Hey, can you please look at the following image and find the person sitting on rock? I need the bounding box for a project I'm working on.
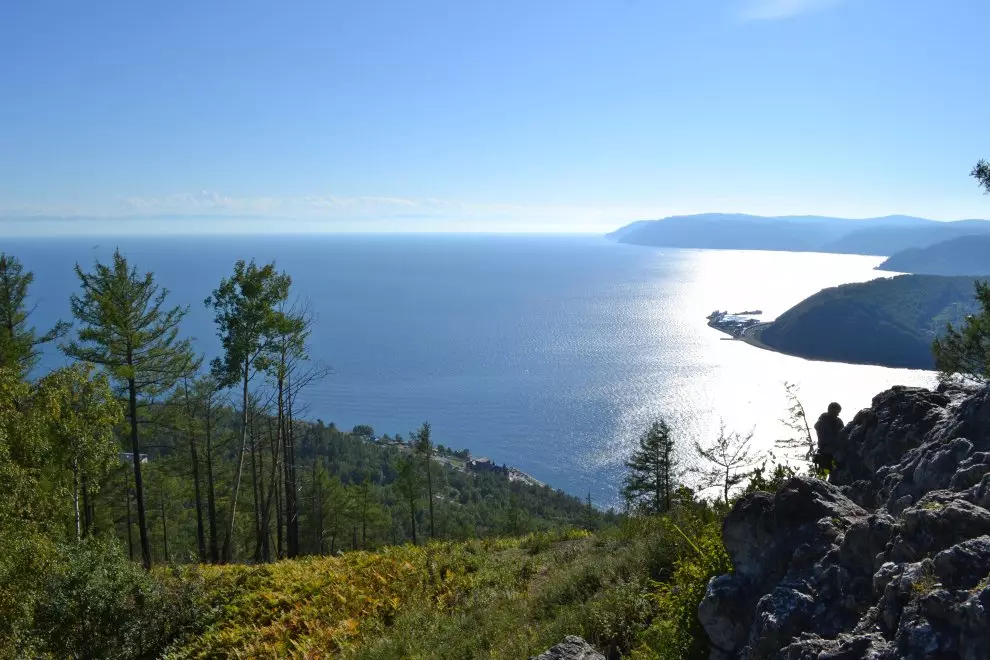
[813,402,843,477]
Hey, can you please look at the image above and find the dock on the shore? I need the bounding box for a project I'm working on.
[707,309,764,338]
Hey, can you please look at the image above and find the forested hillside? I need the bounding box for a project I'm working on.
[99,410,610,565]
[877,234,990,276]
[758,274,981,369]
[0,248,619,655]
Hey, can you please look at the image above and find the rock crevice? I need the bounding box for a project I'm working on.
[700,384,990,659]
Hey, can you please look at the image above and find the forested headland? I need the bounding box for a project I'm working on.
[876,233,990,276]
[754,274,981,369]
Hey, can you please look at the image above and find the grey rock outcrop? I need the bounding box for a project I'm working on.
[530,636,606,660]
[699,384,990,659]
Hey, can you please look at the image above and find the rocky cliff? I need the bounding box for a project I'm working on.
[699,384,990,659]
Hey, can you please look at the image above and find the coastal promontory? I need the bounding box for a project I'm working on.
[738,275,981,369]
[877,233,990,276]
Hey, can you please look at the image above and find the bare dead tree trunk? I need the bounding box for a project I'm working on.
[81,474,93,536]
[250,403,264,562]
[159,480,170,563]
[204,389,220,563]
[284,371,300,557]
[183,378,207,562]
[125,481,134,561]
[127,372,152,570]
[72,459,81,541]
[221,359,250,564]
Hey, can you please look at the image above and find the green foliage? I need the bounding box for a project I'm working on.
[65,249,197,569]
[65,249,196,395]
[30,537,208,659]
[0,253,70,375]
[623,419,680,514]
[167,508,729,660]
[204,258,293,387]
[742,461,797,495]
[973,159,990,194]
[933,281,990,384]
[631,515,731,660]
[0,246,744,660]
[44,364,123,483]
[760,274,982,369]
[205,258,293,562]
[0,365,122,653]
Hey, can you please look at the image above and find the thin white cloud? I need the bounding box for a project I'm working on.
[739,0,847,20]
[0,191,675,234]
[119,191,429,217]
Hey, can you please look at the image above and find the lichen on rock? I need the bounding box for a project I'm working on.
[699,384,990,659]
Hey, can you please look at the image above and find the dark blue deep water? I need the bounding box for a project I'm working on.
[4,234,931,505]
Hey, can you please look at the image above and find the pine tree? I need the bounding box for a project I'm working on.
[396,455,420,545]
[269,301,308,557]
[189,374,226,563]
[972,159,990,193]
[622,419,680,514]
[415,421,436,539]
[205,259,292,562]
[179,373,208,562]
[930,161,990,384]
[934,281,990,384]
[64,250,195,569]
[0,254,70,375]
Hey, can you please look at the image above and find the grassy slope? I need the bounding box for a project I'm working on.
[166,516,725,660]
[759,275,980,369]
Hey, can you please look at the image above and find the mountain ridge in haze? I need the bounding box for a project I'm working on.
[877,233,990,276]
[608,214,990,256]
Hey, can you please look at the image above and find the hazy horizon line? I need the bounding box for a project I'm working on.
[1,211,988,239]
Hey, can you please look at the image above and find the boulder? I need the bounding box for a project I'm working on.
[701,384,990,659]
[530,636,606,660]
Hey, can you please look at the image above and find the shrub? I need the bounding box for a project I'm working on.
[742,462,797,495]
[582,580,655,658]
[30,537,209,659]
[631,515,731,660]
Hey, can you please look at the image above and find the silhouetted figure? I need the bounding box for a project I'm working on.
[813,402,844,476]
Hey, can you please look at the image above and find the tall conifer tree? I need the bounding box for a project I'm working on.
[205,259,291,562]
[622,419,680,514]
[0,254,70,375]
[64,250,194,569]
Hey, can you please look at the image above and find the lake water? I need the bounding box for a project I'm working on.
[5,234,933,506]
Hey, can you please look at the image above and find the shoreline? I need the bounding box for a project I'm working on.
[737,322,782,354]
[720,319,933,372]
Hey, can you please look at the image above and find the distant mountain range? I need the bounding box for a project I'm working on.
[878,234,990,276]
[607,214,990,256]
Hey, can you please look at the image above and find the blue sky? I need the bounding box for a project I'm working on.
[1,0,988,233]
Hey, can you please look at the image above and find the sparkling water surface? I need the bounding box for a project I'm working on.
[7,234,933,505]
